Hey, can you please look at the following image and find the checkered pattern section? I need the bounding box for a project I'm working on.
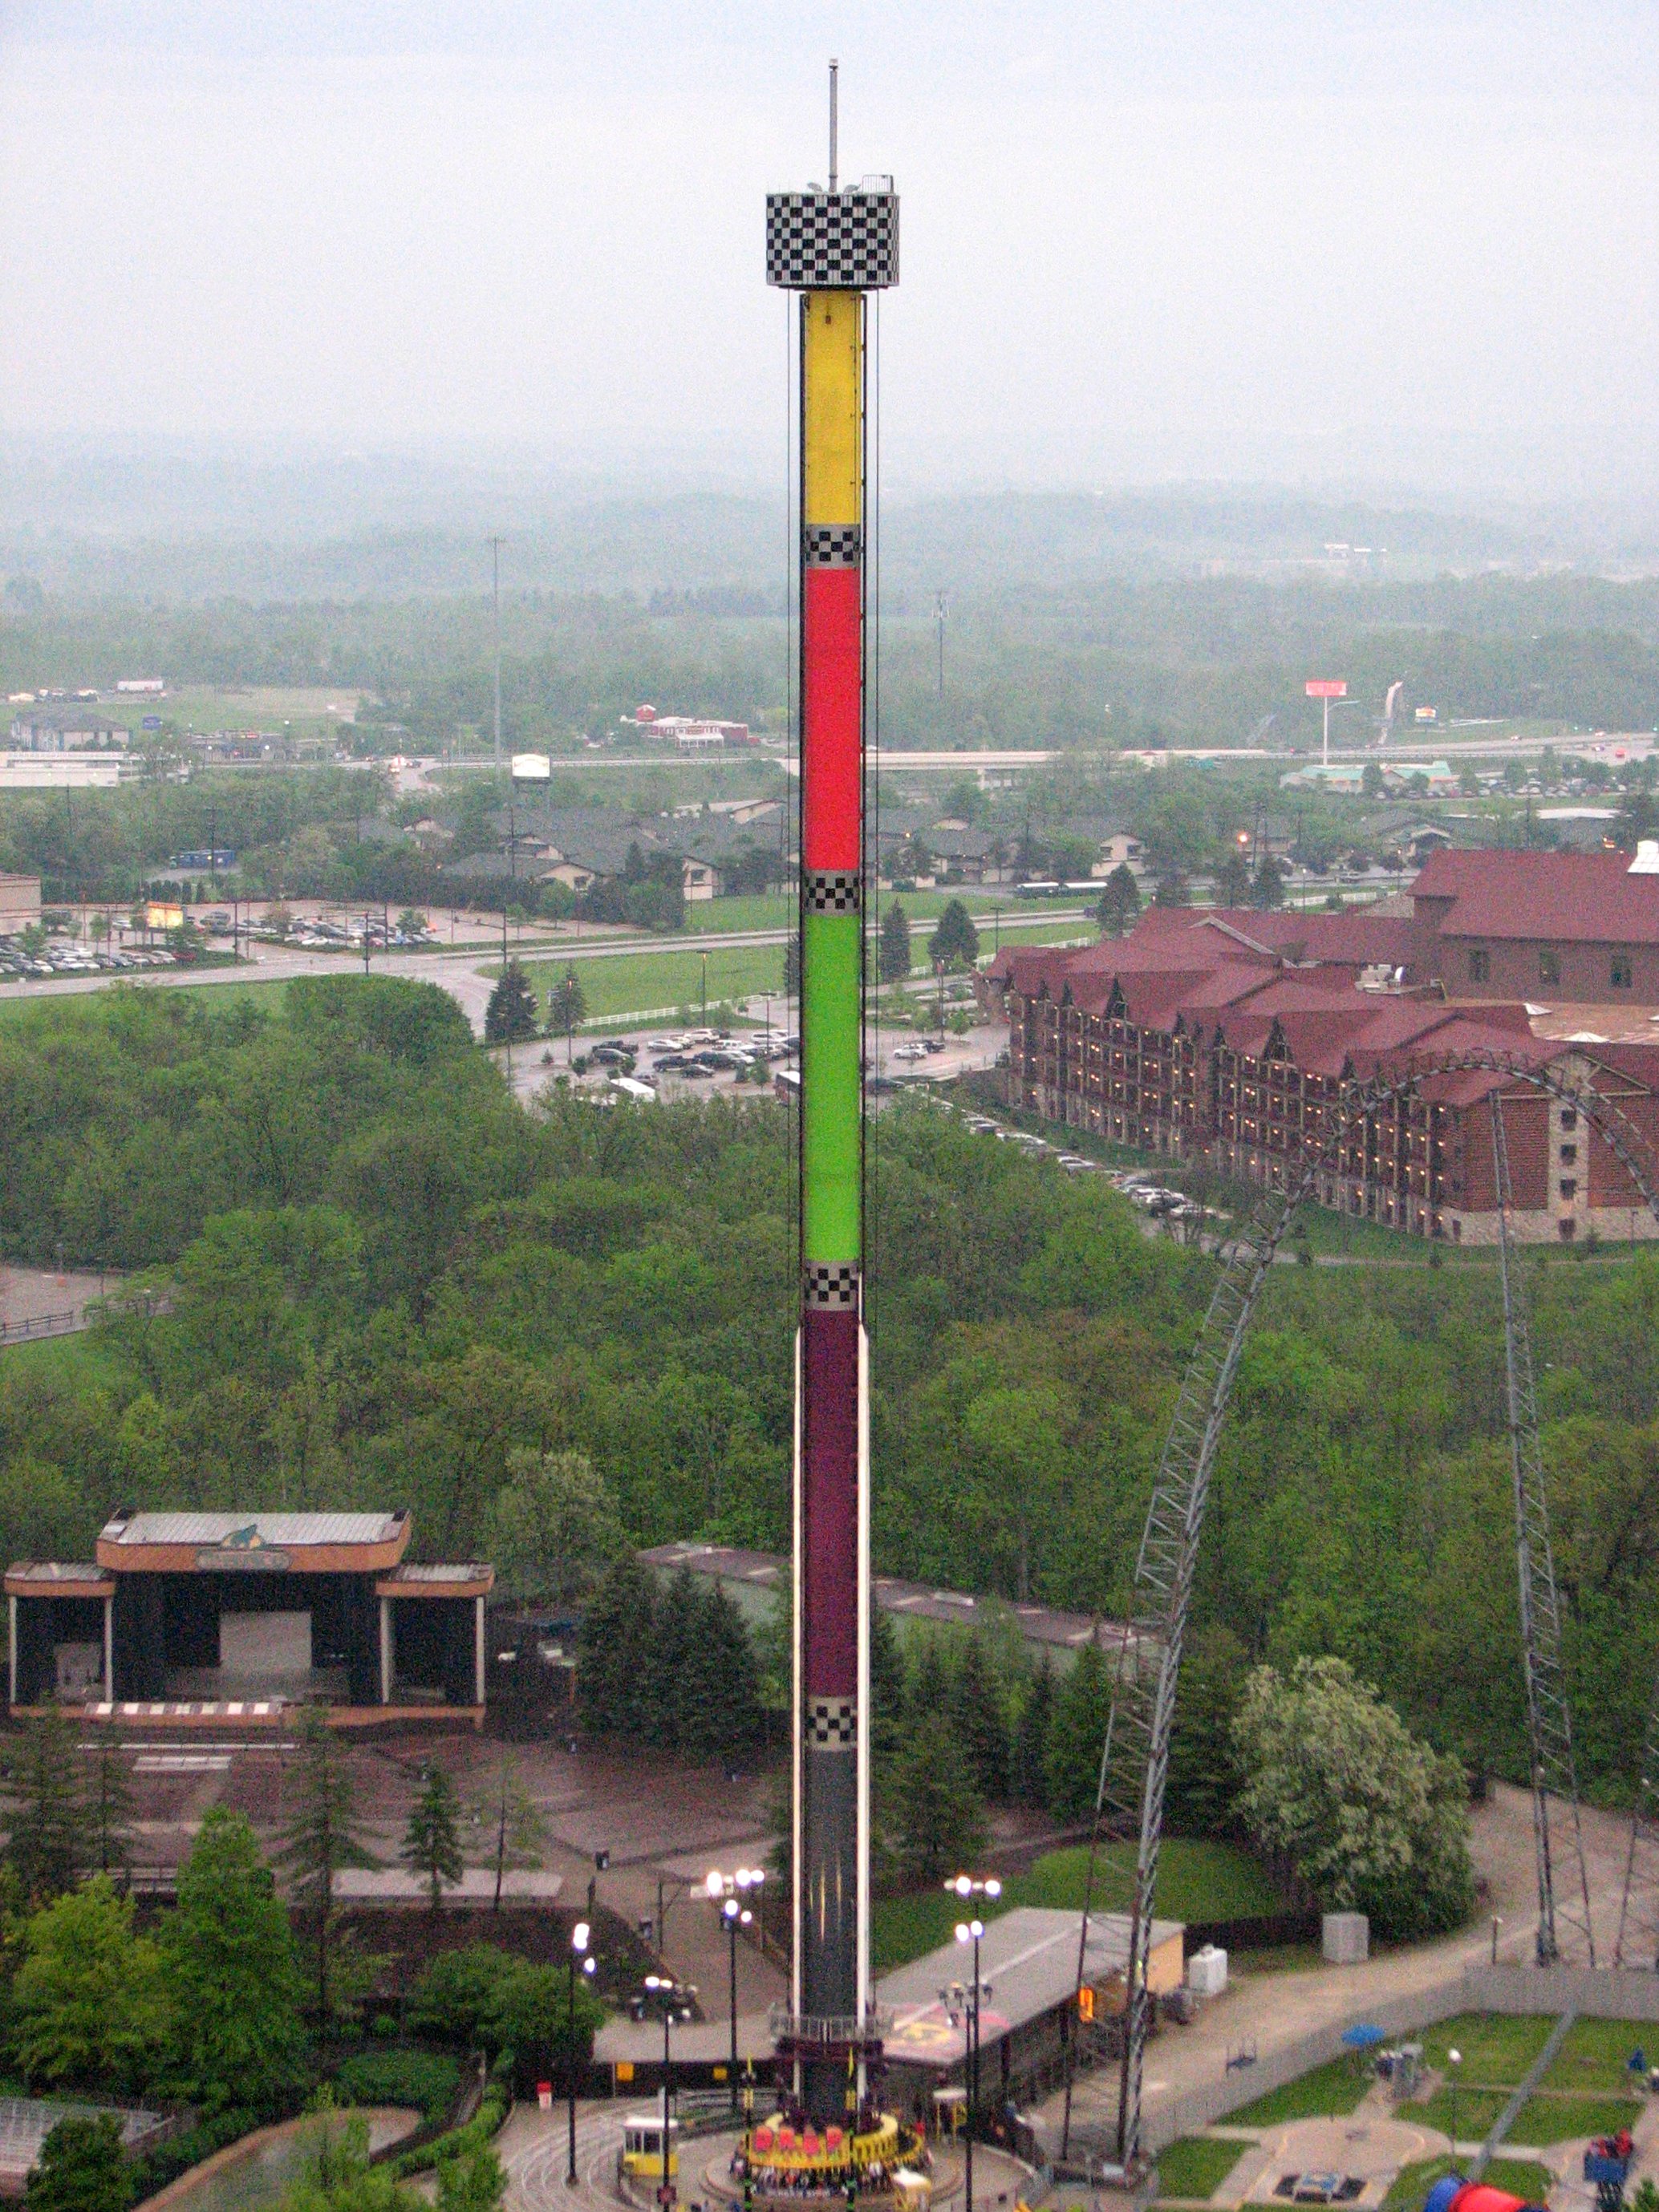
[807,1696,858,1749]
[804,525,862,568]
[804,1262,860,1311]
[805,870,861,914]
[766,192,899,290]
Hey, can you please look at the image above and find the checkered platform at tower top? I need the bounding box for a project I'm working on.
[766,191,899,289]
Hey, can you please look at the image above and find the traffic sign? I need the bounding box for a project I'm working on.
[1304,680,1347,699]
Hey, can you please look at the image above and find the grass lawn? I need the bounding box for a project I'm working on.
[1509,2092,1640,2146]
[0,974,290,1024]
[1154,2137,1249,2202]
[0,1329,127,1388]
[1539,2016,1656,2097]
[871,1840,1286,1972]
[517,942,786,1022]
[1016,1839,1288,1922]
[1412,2088,1510,2141]
[1421,2016,1556,2087]
[1227,2056,1373,2128]
[1384,2157,1552,2210]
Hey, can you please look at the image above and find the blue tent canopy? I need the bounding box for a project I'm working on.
[1341,2024,1387,2050]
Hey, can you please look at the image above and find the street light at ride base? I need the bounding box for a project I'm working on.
[566,1919,597,2186]
[1447,2048,1462,2166]
[705,1867,765,2112]
[643,1974,687,2206]
[943,1878,1001,2212]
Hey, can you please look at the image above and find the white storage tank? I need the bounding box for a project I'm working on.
[1186,1943,1227,1997]
[1322,1911,1369,1963]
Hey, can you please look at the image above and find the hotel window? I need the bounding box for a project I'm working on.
[1560,1144,1577,1165]
[1560,1179,1578,1201]
[1560,1109,1577,1131]
[1468,948,1490,982]
[1539,949,1560,986]
[1612,952,1635,990]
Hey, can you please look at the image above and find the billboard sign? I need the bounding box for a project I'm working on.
[141,715,162,730]
[512,752,552,780]
[145,901,184,930]
[1305,679,1348,699]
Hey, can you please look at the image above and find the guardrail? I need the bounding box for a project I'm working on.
[0,1307,80,1343]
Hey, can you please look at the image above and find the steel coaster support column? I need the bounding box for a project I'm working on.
[1491,1095,1596,1966]
[767,170,898,2125]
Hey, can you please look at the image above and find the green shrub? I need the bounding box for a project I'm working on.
[335,2050,460,2126]
[406,1950,516,2045]
[392,2091,509,2180]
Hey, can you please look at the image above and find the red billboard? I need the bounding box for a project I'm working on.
[1305,679,1348,699]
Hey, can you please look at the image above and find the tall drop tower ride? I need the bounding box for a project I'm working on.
[766,89,897,2126]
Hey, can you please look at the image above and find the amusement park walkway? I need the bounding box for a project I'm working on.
[1040,1784,1641,2158]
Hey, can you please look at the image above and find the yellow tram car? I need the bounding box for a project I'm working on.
[620,2116,680,2182]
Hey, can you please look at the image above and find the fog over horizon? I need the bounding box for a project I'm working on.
[2,1,1657,512]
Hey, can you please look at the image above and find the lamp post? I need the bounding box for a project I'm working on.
[1447,2047,1461,2166]
[705,1866,765,2112]
[643,1974,682,2205]
[566,1919,595,2185]
[944,1878,1002,2212]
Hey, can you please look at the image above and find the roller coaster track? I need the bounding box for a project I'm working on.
[1061,1047,1659,2170]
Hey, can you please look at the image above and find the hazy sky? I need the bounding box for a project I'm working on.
[3,1,1657,495]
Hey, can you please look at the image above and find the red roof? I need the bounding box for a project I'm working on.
[1412,848,1659,946]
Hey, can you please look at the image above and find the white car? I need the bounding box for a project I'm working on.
[891,1043,929,1062]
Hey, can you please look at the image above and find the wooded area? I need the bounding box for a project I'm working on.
[0,979,1656,1809]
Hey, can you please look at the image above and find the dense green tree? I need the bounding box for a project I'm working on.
[880,901,913,984]
[1094,863,1141,938]
[402,1764,465,1915]
[275,1706,371,2025]
[927,899,980,971]
[12,1878,168,2093]
[676,1580,765,1763]
[1011,1657,1055,1810]
[484,962,538,1045]
[161,1809,307,2113]
[869,1607,907,1765]
[25,2117,131,2212]
[544,969,587,1051]
[1232,1655,1474,1939]
[489,1448,622,1605]
[84,1728,135,1882]
[3,1714,84,1905]
[1251,854,1287,910]
[436,2149,508,2212]
[1215,848,1251,905]
[1164,1627,1247,1839]
[948,1639,1010,1803]
[888,1710,988,1884]
[576,1554,658,1742]
[1044,1643,1113,1822]
[282,2110,424,2212]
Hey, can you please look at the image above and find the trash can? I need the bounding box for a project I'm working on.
[538,2083,554,2112]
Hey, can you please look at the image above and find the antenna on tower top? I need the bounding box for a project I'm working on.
[828,59,838,193]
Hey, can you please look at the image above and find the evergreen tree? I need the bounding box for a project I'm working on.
[402,1764,465,1914]
[85,1727,134,1882]
[1165,1626,1247,1839]
[927,899,980,971]
[948,1639,1010,1803]
[1252,855,1287,910]
[544,968,587,1051]
[784,931,801,999]
[889,1711,987,1884]
[907,1635,949,1727]
[1010,1656,1055,1810]
[1094,863,1141,938]
[879,901,913,985]
[647,1568,700,1749]
[25,2116,131,2212]
[1215,849,1251,906]
[484,962,537,1044]
[575,1554,657,1744]
[1153,869,1190,908]
[275,1706,370,2027]
[1044,1643,1113,1821]
[3,1712,83,1905]
[161,1809,307,2114]
[678,1582,764,1764]
[868,1607,907,1764]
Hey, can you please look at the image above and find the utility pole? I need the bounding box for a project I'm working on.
[935,589,948,699]
[490,535,505,772]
